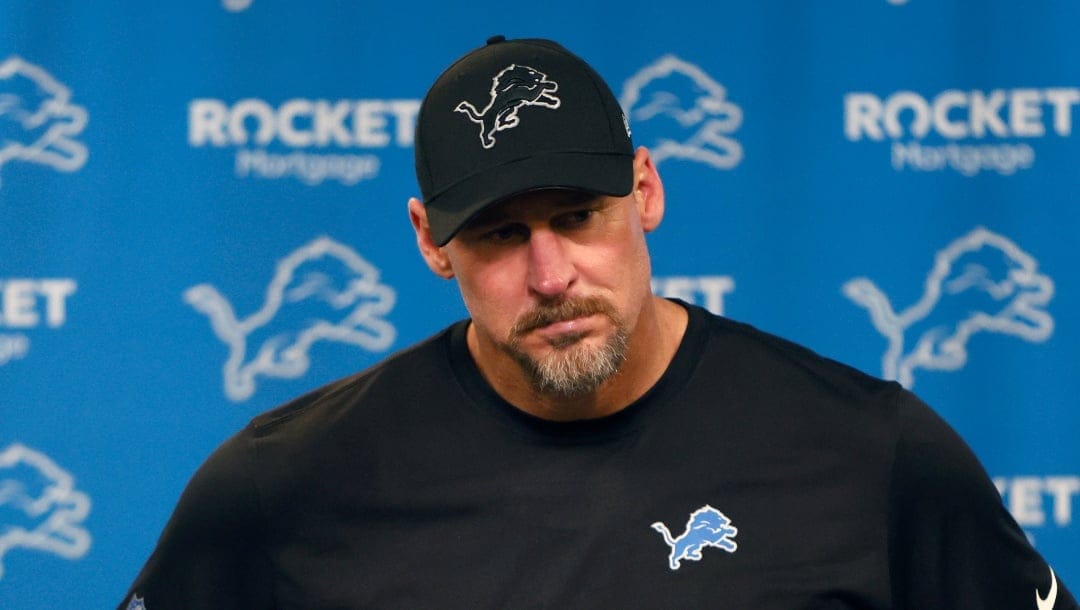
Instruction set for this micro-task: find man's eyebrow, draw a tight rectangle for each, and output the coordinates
[466,207,509,229]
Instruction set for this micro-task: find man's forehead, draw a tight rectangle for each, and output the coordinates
[470,189,598,223]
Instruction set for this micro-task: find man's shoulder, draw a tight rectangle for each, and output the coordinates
[690,305,900,403]
[247,322,462,438]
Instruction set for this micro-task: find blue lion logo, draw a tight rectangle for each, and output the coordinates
[651,504,738,570]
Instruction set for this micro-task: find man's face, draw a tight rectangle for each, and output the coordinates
[443,187,654,397]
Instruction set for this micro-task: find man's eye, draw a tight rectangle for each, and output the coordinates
[558,209,594,228]
[482,225,525,243]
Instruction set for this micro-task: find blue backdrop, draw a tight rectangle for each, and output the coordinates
[1,1,1077,606]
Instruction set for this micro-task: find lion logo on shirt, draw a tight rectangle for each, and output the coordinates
[651,504,738,570]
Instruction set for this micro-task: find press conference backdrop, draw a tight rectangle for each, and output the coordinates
[1,0,1078,606]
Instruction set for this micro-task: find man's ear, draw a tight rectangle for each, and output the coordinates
[632,147,665,233]
[408,197,454,279]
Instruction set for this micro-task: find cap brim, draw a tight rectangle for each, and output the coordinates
[424,151,634,246]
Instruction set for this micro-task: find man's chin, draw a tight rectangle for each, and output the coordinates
[506,332,626,397]
[547,331,590,350]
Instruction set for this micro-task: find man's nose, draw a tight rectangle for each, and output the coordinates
[526,229,576,298]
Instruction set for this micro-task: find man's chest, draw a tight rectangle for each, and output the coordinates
[263,443,894,609]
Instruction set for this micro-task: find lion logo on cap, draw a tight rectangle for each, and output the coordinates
[455,64,560,149]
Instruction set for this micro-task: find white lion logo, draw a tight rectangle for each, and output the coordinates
[843,227,1054,388]
[620,55,743,170]
[0,56,88,187]
[0,443,91,580]
[455,64,561,149]
[184,236,397,401]
[222,0,253,11]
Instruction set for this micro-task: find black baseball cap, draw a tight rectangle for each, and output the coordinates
[414,36,635,246]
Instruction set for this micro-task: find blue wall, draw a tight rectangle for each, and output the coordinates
[1,1,1077,606]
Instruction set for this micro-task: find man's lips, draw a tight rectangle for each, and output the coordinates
[536,315,589,334]
[530,314,601,342]
[510,297,616,342]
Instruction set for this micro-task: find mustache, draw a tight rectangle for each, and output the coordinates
[510,297,617,338]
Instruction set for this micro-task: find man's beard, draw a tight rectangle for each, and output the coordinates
[502,296,630,398]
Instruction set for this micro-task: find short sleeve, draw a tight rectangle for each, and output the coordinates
[116,426,274,609]
[888,391,1078,610]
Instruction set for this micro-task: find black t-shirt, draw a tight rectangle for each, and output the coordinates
[119,304,1077,609]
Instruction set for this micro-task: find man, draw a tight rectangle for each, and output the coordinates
[120,36,1077,609]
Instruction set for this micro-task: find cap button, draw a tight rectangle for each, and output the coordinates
[486,35,507,45]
